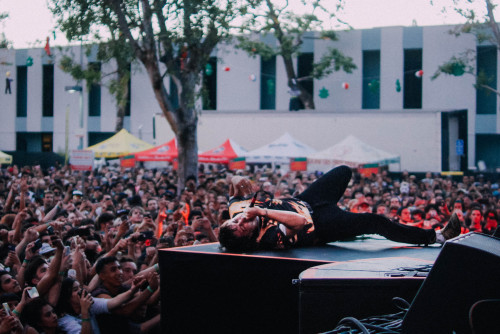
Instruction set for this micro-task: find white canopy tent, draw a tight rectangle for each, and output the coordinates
[307,135,400,172]
[243,133,316,165]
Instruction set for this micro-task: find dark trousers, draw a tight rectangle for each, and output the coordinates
[295,165,436,245]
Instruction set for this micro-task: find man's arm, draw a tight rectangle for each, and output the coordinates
[243,207,307,237]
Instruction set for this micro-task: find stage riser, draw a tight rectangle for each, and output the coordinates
[159,249,330,334]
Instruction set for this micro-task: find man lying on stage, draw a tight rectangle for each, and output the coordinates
[218,165,461,252]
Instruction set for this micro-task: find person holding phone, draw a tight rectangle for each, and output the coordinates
[56,277,141,334]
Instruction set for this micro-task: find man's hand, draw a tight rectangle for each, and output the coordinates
[229,176,253,197]
[242,207,263,221]
[147,272,159,291]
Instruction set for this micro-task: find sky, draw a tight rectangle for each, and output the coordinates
[0,0,490,49]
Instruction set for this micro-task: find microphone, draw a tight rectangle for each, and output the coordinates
[249,192,258,207]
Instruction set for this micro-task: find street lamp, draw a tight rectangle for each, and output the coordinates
[65,85,84,149]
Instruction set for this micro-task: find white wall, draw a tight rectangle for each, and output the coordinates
[422,25,477,168]
[380,27,404,110]
[216,44,260,111]
[315,30,363,111]
[0,48,17,150]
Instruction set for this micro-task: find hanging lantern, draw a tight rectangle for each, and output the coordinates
[415,70,424,78]
[319,87,329,99]
[249,74,256,81]
[205,63,213,76]
[266,79,275,95]
[342,82,349,90]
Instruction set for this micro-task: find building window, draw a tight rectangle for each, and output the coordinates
[362,50,380,109]
[476,46,497,115]
[88,132,114,147]
[403,49,422,109]
[41,133,53,152]
[260,55,276,110]
[202,57,217,110]
[16,66,27,117]
[297,52,314,109]
[16,133,27,152]
[125,63,131,116]
[88,62,101,116]
[42,64,54,117]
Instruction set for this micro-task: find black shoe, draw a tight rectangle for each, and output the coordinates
[442,213,461,240]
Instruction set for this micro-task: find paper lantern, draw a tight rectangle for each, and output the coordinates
[205,63,213,76]
[224,66,230,72]
[415,70,423,78]
[342,82,349,90]
[249,74,256,81]
[319,87,329,99]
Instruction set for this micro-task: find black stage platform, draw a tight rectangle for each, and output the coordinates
[158,235,442,334]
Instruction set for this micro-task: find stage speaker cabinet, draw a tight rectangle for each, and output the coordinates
[402,232,500,334]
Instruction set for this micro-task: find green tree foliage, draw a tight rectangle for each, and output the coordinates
[237,0,356,109]
[432,0,500,96]
[49,1,135,131]
[0,11,11,48]
[51,0,244,190]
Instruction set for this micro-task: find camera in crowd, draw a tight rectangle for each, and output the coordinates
[32,239,43,253]
[131,231,154,243]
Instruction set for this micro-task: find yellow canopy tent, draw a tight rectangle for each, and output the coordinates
[0,151,12,164]
[86,129,154,158]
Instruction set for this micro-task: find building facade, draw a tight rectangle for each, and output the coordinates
[0,24,498,172]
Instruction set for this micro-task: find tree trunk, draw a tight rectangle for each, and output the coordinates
[115,69,127,131]
[176,118,198,194]
[115,105,125,131]
[298,86,315,109]
[142,58,200,194]
[282,55,315,110]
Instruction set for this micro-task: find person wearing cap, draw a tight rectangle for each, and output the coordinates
[219,165,462,252]
[38,243,56,259]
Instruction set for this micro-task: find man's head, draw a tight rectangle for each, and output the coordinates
[43,191,54,207]
[470,209,483,225]
[146,198,158,212]
[398,207,413,223]
[218,213,260,252]
[119,257,137,282]
[95,256,123,288]
[24,256,48,287]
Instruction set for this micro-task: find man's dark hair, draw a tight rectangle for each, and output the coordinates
[119,257,135,265]
[0,271,12,293]
[96,213,115,228]
[218,222,259,253]
[0,292,20,304]
[20,297,49,332]
[56,277,78,317]
[95,256,118,274]
[23,256,46,287]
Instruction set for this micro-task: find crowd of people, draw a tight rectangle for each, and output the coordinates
[0,162,497,333]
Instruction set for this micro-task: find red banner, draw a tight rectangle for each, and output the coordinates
[229,157,246,170]
[290,158,307,171]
